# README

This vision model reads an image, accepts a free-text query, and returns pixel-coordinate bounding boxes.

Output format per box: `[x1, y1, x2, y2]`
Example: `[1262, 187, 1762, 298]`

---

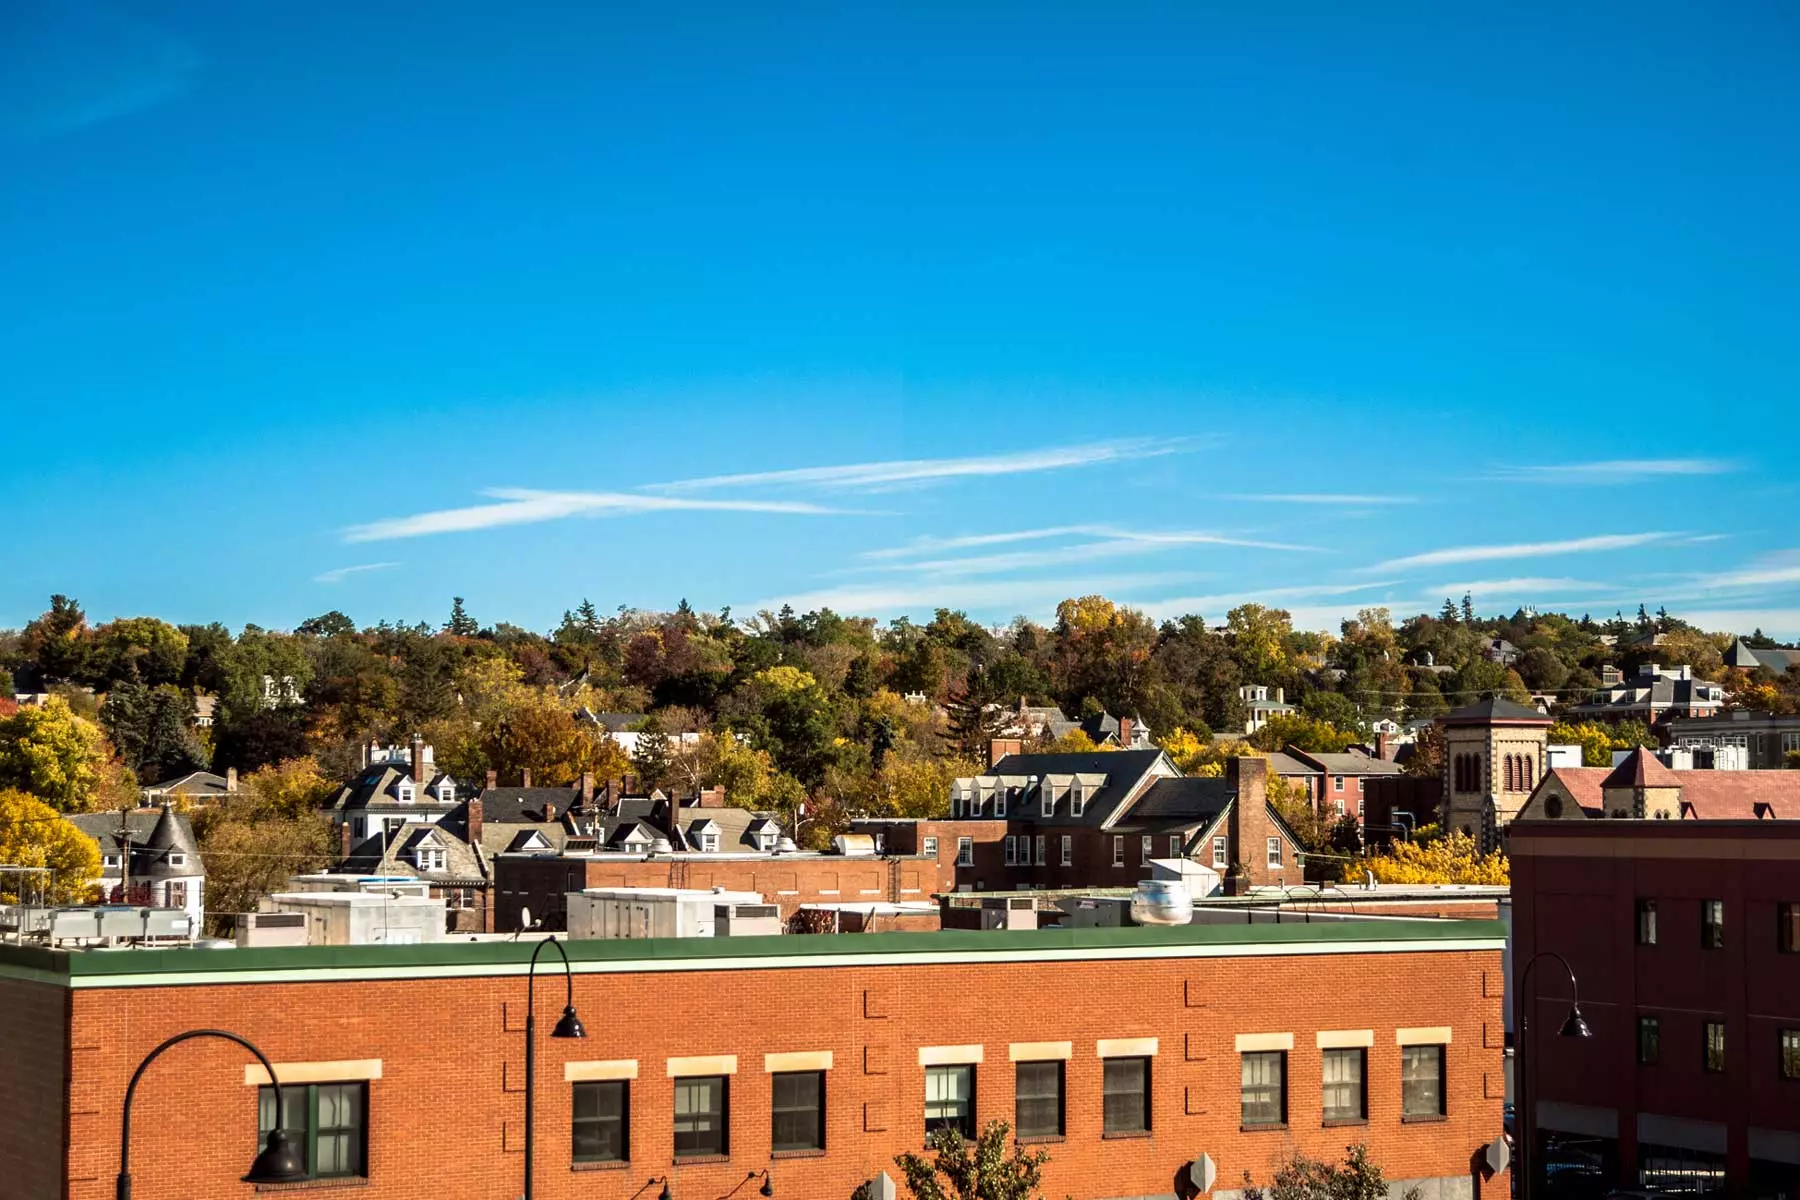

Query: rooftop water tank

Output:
[832, 834, 877, 857]
[1130, 879, 1193, 926]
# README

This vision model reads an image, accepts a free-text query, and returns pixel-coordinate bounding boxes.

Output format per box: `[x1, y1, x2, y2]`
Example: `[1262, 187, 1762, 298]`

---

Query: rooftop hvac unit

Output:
[714, 903, 783, 937]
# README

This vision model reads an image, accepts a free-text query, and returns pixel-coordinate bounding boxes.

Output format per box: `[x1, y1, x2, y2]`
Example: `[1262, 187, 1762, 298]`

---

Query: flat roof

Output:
[0, 918, 1505, 990]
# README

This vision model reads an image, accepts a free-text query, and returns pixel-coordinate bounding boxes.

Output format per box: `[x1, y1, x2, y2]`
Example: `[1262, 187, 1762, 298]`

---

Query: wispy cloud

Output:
[1137, 581, 1402, 621]
[1210, 493, 1418, 505]
[1686, 551, 1800, 591]
[344, 489, 847, 543]
[1436, 577, 1606, 596]
[1679, 609, 1800, 638]
[755, 573, 1196, 617]
[1, 1, 201, 139]
[1364, 532, 1675, 572]
[862, 525, 1319, 569]
[1488, 459, 1739, 484]
[314, 562, 401, 584]
[651, 438, 1198, 495]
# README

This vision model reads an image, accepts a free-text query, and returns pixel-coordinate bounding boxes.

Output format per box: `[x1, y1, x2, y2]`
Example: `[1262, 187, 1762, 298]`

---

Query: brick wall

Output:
[0, 976, 67, 1200]
[43, 939, 1507, 1200]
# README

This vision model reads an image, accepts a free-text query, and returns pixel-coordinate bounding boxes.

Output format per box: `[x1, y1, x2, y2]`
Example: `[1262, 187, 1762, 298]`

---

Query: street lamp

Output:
[1515, 951, 1592, 1200]
[524, 935, 586, 1200]
[116, 1028, 308, 1200]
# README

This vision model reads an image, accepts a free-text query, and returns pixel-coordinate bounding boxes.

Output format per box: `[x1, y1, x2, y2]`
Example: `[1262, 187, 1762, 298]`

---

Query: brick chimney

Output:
[486, 769, 498, 792]
[580, 772, 595, 808]
[603, 778, 623, 810]
[225, 767, 237, 794]
[409, 734, 426, 784]
[467, 797, 483, 846]
[698, 785, 725, 808]
[338, 821, 352, 859]
[989, 737, 1024, 767]
[1227, 756, 1275, 890]
[1118, 716, 1135, 747]
[1374, 730, 1393, 762]
[522, 767, 533, 789]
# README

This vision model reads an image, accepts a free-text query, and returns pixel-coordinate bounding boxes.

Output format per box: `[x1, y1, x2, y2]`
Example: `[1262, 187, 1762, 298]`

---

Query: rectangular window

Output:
[995, 789, 1006, 818]
[1071, 785, 1086, 817]
[1014, 1061, 1064, 1139]
[1703, 1022, 1725, 1073]
[1003, 836, 1016, 866]
[924, 1065, 975, 1137]
[1141, 835, 1153, 864]
[1701, 899, 1724, 948]
[1636, 898, 1657, 946]
[1321, 1048, 1366, 1122]
[922, 836, 938, 859]
[1267, 837, 1282, 868]
[1034, 835, 1045, 866]
[572, 1080, 628, 1163]
[1060, 835, 1072, 867]
[771, 1071, 824, 1153]
[1240, 1052, 1286, 1127]
[1333, 776, 1345, 792]
[956, 837, 973, 868]
[673, 1075, 728, 1158]
[1102, 1057, 1151, 1135]
[1780, 902, 1800, 954]
[1335, 795, 1346, 817]
[1113, 836, 1125, 867]
[1042, 788, 1054, 818]
[258, 1083, 366, 1180]
[1212, 837, 1228, 868]
[1637, 1017, 1660, 1065]
[1782, 1030, 1800, 1081]
[1169, 835, 1183, 858]
[1400, 1045, 1446, 1118]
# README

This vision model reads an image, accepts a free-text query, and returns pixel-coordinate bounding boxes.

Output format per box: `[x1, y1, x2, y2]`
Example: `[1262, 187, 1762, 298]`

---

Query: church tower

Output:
[1438, 697, 1553, 849]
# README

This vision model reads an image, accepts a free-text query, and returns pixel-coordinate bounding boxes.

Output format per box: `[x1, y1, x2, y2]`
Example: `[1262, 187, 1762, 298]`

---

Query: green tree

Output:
[20, 594, 91, 684]
[89, 617, 190, 688]
[100, 681, 208, 782]
[0, 788, 103, 903]
[445, 597, 480, 637]
[0, 696, 129, 811]
[875, 1121, 1051, 1200]
[1242, 1144, 1422, 1200]
[192, 764, 336, 934]
[296, 610, 357, 638]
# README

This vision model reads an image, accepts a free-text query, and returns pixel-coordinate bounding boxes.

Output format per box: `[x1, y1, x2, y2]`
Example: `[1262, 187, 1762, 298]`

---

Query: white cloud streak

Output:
[1364, 532, 1674, 572]
[1435, 577, 1606, 596]
[862, 525, 1320, 568]
[756, 573, 1196, 617]
[1488, 459, 1739, 484]
[650, 438, 1196, 494]
[313, 562, 402, 584]
[1211, 493, 1418, 505]
[1136, 581, 1403, 621]
[344, 489, 845, 543]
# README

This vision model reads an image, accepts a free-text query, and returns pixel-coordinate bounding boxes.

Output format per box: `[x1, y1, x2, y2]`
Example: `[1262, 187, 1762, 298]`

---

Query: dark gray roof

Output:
[477, 786, 581, 823]
[983, 749, 1168, 827]
[144, 770, 231, 796]
[1441, 697, 1551, 726]
[331, 764, 460, 812]
[1122, 777, 1232, 823]
[1264, 752, 1320, 777]
[1291, 750, 1406, 776]
[338, 821, 486, 884]
[1726, 639, 1800, 673]
[65, 807, 204, 880]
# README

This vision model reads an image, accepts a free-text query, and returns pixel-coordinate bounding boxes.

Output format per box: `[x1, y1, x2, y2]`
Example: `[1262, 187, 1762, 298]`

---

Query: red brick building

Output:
[0, 919, 1507, 1200]
[1510, 819, 1800, 1199]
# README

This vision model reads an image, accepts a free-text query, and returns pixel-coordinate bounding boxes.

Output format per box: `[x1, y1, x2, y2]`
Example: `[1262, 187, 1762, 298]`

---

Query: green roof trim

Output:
[0, 919, 1505, 987]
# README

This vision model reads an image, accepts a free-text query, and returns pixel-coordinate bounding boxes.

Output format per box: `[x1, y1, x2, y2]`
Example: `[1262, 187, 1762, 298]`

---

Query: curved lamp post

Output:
[524, 935, 586, 1200]
[117, 1028, 308, 1200]
[1515, 951, 1592, 1200]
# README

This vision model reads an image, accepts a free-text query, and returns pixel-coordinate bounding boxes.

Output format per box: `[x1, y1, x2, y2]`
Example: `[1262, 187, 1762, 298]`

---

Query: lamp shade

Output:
[1559, 1004, 1592, 1039]
[551, 1004, 587, 1040]
[761, 1172, 774, 1196]
[243, 1128, 309, 1184]
[659, 1181, 673, 1200]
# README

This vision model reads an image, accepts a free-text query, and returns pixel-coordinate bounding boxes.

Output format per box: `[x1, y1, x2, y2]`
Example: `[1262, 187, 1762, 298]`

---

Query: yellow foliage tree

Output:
[1344, 831, 1509, 886]
[0, 788, 103, 903]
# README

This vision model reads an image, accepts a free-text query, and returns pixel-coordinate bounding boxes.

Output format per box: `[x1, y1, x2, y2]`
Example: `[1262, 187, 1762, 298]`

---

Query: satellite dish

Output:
[1189, 1154, 1217, 1193]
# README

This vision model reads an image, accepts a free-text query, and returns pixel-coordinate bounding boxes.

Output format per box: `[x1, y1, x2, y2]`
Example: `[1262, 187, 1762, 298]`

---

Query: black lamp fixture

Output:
[759, 1168, 775, 1197]
[523, 936, 586, 1200]
[116, 1028, 310, 1200]
[657, 1176, 674, 1200]
[1515, 951, 1593, 1200]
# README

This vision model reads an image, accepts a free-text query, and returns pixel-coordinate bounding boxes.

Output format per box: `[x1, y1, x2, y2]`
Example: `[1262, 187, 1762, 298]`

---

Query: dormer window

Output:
[757, 830, 777, 852]
[1041, 788, 1054, 818]
[995, 789, 1007, 818]
[396, 783, 415, 804]
[1071, 783, 1086, 817]
[437, 782, 455, 804]
[418, 848, 447, 872]
[701, 832, 720, 852]
[168, 853, 186, 869]
[103, 854, 121, 869]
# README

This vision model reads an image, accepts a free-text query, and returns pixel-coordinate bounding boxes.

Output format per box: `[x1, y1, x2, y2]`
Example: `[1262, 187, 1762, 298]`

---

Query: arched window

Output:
[1504, 756, 1515, 793]
[1525, 757, 1535, 789]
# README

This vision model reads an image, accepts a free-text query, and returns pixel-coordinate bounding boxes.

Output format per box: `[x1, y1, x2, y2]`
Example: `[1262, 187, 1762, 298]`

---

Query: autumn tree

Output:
[1242, 1143, 1421, 1200]
[192, 761, 336, 935]
[1346, 830, 1508, 886]
[0, 788, 103, 903]
[876, 1121, 1051, 1200]
[0, 696, 133, 811]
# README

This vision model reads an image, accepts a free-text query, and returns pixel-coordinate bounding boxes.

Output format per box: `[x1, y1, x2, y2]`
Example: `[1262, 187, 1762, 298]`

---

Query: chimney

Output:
[522, 767, 533, 789]
[1227, 756, 1274, 890]
[225, 767, 238, 794]
[1118, 717, 1135, 747]
[988, 737, 1024, 768]
[604, 778, 622, 810]
[580, 772, 595, 807]
[1374, 730, 1392, 762]
[486, 769, 498, 792]
[467, 797, 484, 845]
[338, 821, 352, 860]
[410, 734, 427, 784]
[699, 785, 725, 809]
[623, 773, 640, 795]
[1276, 687, 1285, 704]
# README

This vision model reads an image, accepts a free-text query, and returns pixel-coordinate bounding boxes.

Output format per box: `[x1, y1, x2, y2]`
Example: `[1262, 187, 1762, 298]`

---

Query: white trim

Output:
[667, 1054, 738, 1077]
[1396, 1026, 1452, 1045]
[566, 1059, 638, 1082]
[764, 1050, 833, 1073]
[919, 1044, 983, 1066]
[52, 936, 1506, 990]
[1234, 1032, 1294, 1052]
[1007, 1041, 1072, 1062]
[244, 1059, 382, 1086]
[1096, 1037, 1158, 1058]
[1316, 1029, 1375, 1049]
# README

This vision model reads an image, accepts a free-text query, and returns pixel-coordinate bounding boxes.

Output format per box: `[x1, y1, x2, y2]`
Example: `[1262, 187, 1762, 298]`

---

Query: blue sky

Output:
[3, 1, 1798, 636]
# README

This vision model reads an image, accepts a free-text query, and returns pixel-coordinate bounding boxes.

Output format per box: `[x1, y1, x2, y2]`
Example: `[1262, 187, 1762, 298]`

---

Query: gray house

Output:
[64, 806, 206, 925]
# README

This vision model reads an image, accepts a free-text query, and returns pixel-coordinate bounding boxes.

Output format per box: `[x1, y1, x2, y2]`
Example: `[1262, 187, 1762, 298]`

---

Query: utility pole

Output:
[115, 807, 132, 904]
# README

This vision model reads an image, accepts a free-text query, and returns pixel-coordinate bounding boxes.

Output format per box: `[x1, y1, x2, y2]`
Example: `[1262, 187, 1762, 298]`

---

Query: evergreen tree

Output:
[631, 715, 674, 790]
[1438, 598, 1460, 625]
[445, 597, 479, 637]
[1460, 593, 1475, 624]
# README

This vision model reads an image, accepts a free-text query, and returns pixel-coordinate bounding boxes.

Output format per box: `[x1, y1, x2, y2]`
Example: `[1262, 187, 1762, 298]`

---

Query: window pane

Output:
[1401, 1046, 1445, 1117]
[573, 1081, 627, 1163]
[924, 1066, 974, 1135]
[1014, 1062, 1063, 1138]
[674, 1076, 726, 1157]
[1704, 1023, 1725, 1073]
[1240, 1052, 1285, 1126]
[1638, 1018, 1660, 1065]
[1321, 1049, 1365, 1121]
[771, 1072, 824, 1152]
[1102, 1058, 1149, 1134]
[1782, 1030, 1800, 1080]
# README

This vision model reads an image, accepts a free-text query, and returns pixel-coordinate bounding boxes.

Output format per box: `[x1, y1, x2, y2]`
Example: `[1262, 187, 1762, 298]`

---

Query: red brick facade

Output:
[4, 926, 1508, 1200]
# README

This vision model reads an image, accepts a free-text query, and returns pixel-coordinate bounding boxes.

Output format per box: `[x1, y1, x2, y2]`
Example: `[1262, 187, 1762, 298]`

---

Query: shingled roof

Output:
[1441, 697, 1551, 726]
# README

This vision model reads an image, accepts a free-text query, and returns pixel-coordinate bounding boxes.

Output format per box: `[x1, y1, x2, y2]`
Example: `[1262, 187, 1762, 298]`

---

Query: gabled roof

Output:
[1286, 749, 1406, 776]
[984, 749, 1170, 827]
[477, 786, 581, 823]
[1440, 697, 1552, 726]
[1539, 767, 1608, 816]
[144, 770, 231, 796]
[1264, 751, 1321, 777]
[64, 807, 205, 880]
[338, 821, 486, 884]
[1725, 639, 1800, 673]
[1121, 777, 1232, 825]
[1601, 748, 1681, 789]
[331, 764, 460, 812]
